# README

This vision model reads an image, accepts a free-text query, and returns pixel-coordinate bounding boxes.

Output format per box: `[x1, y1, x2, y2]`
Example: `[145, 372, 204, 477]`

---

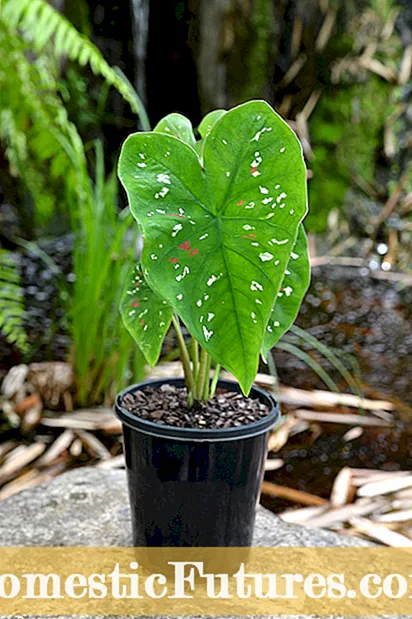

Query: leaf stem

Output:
[191, 337, 199, 384]
[197, 346, 209, 401]
[209, 364, 221, 398]
[202, 355, 212, 400]
[172, 314, 195, 406]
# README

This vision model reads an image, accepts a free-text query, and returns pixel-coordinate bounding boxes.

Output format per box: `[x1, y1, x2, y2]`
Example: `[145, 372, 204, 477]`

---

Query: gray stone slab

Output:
[0, 467, 370, 548]
[0, 468, 403, 619]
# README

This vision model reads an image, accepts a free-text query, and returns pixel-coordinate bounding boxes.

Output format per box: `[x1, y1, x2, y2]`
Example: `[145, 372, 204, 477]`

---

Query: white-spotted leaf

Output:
[120, 264, 173, 366]
[154, 113, 196, 151]
[261, 224, 310, 360]
[198, 109, 227, 139]
[119, 100, 307, 393]
[196, 110, 228, 157]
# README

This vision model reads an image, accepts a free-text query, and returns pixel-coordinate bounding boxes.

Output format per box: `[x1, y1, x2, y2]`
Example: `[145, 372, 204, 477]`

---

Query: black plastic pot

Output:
[115, 378, 280, 547]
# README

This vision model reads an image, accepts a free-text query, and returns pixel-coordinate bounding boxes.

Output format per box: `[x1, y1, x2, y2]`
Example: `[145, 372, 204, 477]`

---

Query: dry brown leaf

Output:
[330, 467, 353, 507]
[278, 54, 307, 88]
[148, 362, 182, 380]
[28, 362, 74, 409]
[268, 416, 298, 452]
[351, 468, 407, 477]
[41, 408, 118, 432]
[350, 517, 412, 547]
[304, 500, 381, 529]
[0, 462, 66, 501]
[37, 430, 75, 467]
[279, 505, 327, 523]
[358, 475, 412, 498]
[301, 90, 322, 122]
[0, 470, 42, 501]
[295, 409, 392, 427]
[261, 481, 327, 507]
[69, 439, 83, 457]
[315, 9, 337, 52]
[21, 401, 43, 432]
[14, 393, 42, 416]
[295, 113, 314, 160]
[0, 443, 46, 483]
[352, 471, 410, 487]
[1, 365, 29, 398]
[394, 488, 412, 500]
[391, 499, 412, 510]
[75, 430, 111, 460]
[359, 57, 396, 81]
[264, 458, 284, 471]
[342, 426, 363, 442]
[290, 16, 303, 59]
[278, 386, 394, 411]
[399, 45, 412, 85]
[0, 441, 17, 461]
[220, 373, 394, 412]
[374, 509, 412, 524]
[101, 418, 122, 434]
[97, 455, 125, 469]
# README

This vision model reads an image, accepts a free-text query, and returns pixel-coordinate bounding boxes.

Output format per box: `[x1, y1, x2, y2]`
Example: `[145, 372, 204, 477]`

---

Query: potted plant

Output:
[115, 100, 310, 547]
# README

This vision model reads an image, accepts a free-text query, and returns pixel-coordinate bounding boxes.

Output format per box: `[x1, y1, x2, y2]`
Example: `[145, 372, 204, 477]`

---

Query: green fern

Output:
[2, 0, 150, 130]
[0, 250, 27, 352]
[0, 20, 88, 226]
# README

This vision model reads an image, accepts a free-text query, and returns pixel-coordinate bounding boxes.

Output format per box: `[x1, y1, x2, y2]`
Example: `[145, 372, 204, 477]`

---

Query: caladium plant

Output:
[118, 100, 310, 406]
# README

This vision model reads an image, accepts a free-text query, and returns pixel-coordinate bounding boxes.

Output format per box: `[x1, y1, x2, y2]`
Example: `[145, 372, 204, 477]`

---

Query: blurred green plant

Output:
[0, 0, 148, 231]
[0, 0, 149, 403]
[0, 249, 27, 352]
[306, 0, 403, 233]
[71, 142, 146, 406]
[2, 0, 149, 127]
[277, 324, 362, 396]
[307, 78, 395, 232]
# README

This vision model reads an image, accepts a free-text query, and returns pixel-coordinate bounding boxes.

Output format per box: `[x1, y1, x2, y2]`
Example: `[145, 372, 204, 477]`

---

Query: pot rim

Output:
[115, 377, 280, 442]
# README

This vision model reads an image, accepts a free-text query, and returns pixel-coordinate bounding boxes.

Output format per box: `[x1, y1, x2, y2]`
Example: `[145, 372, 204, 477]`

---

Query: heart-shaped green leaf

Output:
[154, 113, 196, 151]
[198, 109, 227, 139]
[261, 224, 310, 360]
[120, 263, 173, 366]
[119, 100, 307, 393]
[196, 110, 227, 157]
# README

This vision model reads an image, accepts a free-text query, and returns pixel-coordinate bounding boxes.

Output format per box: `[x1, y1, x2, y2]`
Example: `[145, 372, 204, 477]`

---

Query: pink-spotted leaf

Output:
[261, 224, 310, 360]
[120, 263, 172, 366]
[118, 100, 307, 394]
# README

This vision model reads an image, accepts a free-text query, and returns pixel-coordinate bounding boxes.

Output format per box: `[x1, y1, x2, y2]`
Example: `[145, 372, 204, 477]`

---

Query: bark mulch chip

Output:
[121, 384, 271, 429]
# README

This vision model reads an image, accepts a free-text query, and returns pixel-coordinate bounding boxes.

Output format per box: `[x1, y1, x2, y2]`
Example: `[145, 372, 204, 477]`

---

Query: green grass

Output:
[70, 141, 145, 406]
[276, 325, 363, 396]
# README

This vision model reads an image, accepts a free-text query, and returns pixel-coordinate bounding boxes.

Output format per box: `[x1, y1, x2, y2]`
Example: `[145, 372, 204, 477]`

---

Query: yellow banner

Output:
[1, 547, 412, 616]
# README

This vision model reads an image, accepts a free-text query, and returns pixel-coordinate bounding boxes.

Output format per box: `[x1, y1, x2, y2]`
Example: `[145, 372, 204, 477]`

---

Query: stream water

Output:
[264, 263, 412, 509]
[276, 263, 412, 405]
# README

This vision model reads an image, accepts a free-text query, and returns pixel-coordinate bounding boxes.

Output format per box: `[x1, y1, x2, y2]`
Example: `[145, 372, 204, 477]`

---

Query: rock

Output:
[0, 467, 369, 549]
[0, 467, 400, 619]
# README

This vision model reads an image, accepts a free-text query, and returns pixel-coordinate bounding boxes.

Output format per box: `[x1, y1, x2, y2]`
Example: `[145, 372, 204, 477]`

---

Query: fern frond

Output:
[2, 0, 150, 130]
[0, 20, 92, 225]
[0, 250, 28, 352]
